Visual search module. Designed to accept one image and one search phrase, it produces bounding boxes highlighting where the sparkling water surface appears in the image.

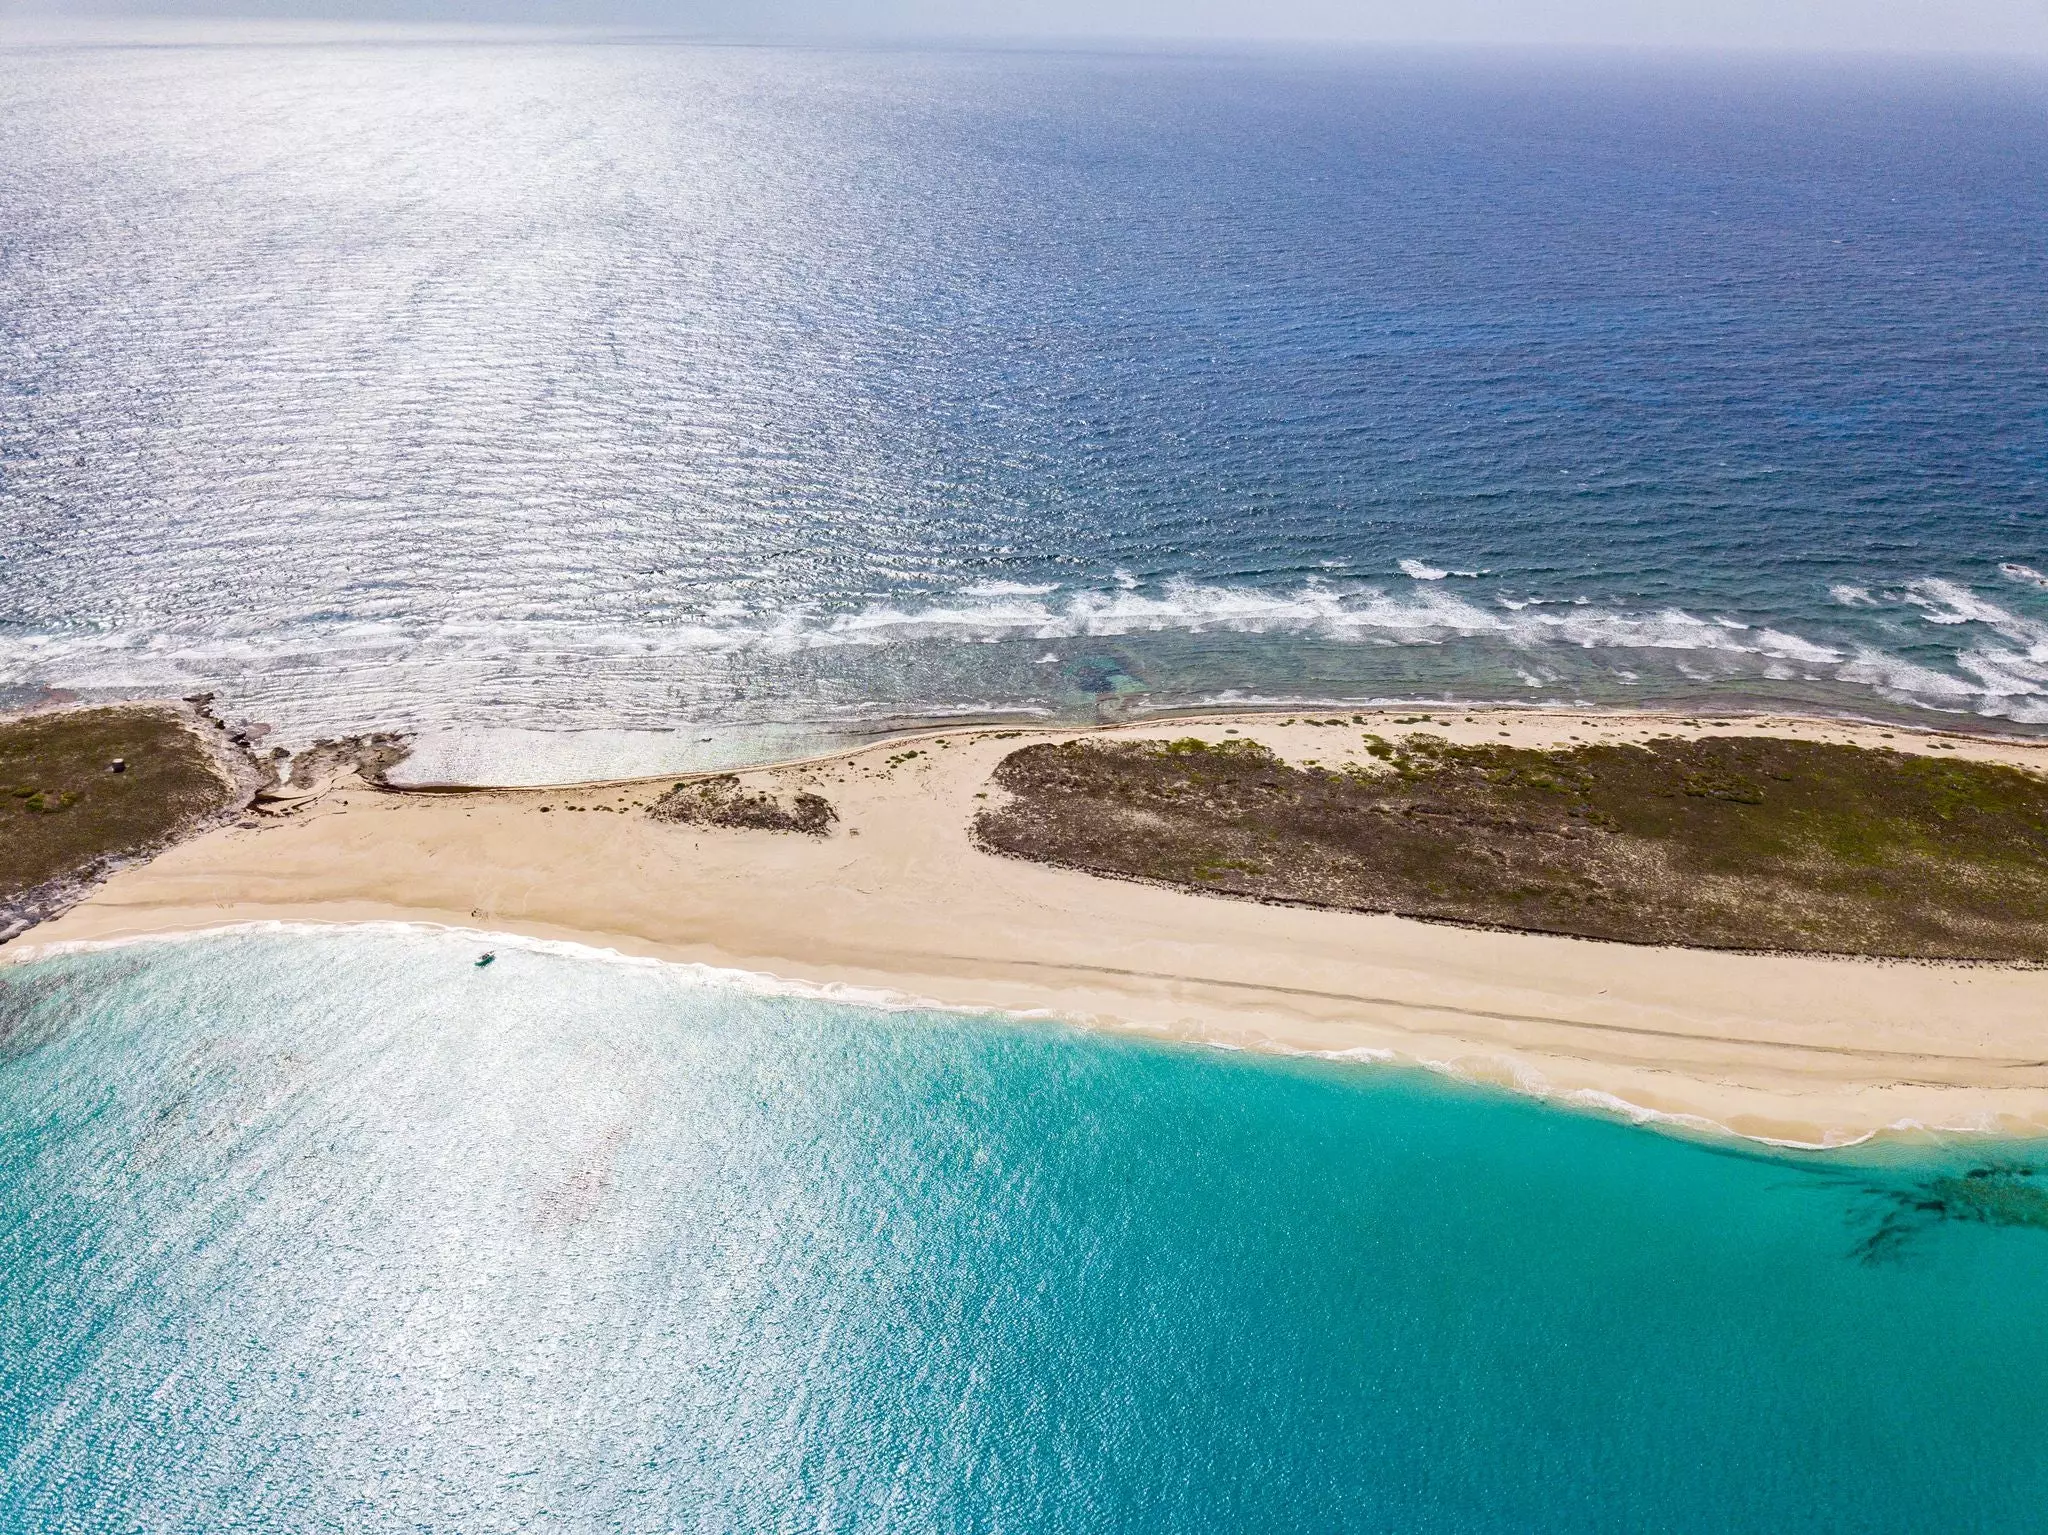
[7,40,2048,1531]
[3,926,2048,1532]
[2,40,2045,779]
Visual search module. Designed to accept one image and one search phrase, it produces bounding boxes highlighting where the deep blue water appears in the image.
[2,926,2047,1532]
[1,40,2045,779]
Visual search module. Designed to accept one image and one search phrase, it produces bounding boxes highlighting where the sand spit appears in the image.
[10,706,2048,1148]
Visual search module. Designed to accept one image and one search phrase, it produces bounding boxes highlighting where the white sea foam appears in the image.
[1398,558,1449,580]
[1896,579,2048,722]
[796,580,1848,659]
[959,581,1061,597]
[1906,579,1993,626]
[2000,562,2048,589]
[5,572,2046,735]
[0,580,1892,668]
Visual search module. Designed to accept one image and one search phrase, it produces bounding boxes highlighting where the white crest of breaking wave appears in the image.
[958,581,1061,597]
[1897,579,2048,715]
[801,579,1854,661]
[1398,558,1485,580]
[3,573,2044,726]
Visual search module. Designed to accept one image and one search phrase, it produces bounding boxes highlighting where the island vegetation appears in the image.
[1,706,240,941]
[974,732,2048,961]
[650,773,837,835]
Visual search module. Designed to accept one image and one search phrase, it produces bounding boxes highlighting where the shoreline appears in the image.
[17,912,2045,1156]
[9,704,2048,1150]
[381,697,2048,791]
[16,912,2015,1154]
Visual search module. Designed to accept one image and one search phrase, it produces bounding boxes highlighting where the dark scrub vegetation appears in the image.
[650,774,837,836]
[2,707,236,938]
[975,733,2048,960]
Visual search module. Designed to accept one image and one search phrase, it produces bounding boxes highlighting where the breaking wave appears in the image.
[4,572,2045,742]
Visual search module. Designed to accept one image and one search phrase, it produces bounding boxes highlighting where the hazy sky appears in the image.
[7,0,2048,53]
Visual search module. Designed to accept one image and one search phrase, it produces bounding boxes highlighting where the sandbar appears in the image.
[11,706,2048,1149]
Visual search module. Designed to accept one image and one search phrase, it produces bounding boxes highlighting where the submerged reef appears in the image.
[1850,1163,2048,1264]
[974,733,2048,959]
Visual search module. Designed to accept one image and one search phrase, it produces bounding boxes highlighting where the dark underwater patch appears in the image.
[1849,1162,2048,1264]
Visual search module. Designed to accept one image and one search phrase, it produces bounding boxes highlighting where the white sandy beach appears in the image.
[13,706,2048,1148]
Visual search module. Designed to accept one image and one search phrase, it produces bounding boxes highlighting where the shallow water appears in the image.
[2,41,2046,779]
[3,926,2046,1531]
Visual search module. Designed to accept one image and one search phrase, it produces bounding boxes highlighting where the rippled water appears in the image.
[3,926,2048,1532]
[1,40,2045,779]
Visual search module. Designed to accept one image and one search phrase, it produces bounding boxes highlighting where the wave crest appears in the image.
[3,572,2044,729]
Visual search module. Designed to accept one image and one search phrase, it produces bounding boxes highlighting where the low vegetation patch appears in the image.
[974,733,2048,960]
[649,775,837,836]
[2,706,237,939]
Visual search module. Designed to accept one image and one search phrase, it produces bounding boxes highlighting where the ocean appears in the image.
[1,39,2045,781]
[3,925,2047,1532]
[5,37,2048,1527]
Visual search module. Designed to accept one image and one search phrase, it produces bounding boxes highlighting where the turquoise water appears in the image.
[3,926,2047,1531]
